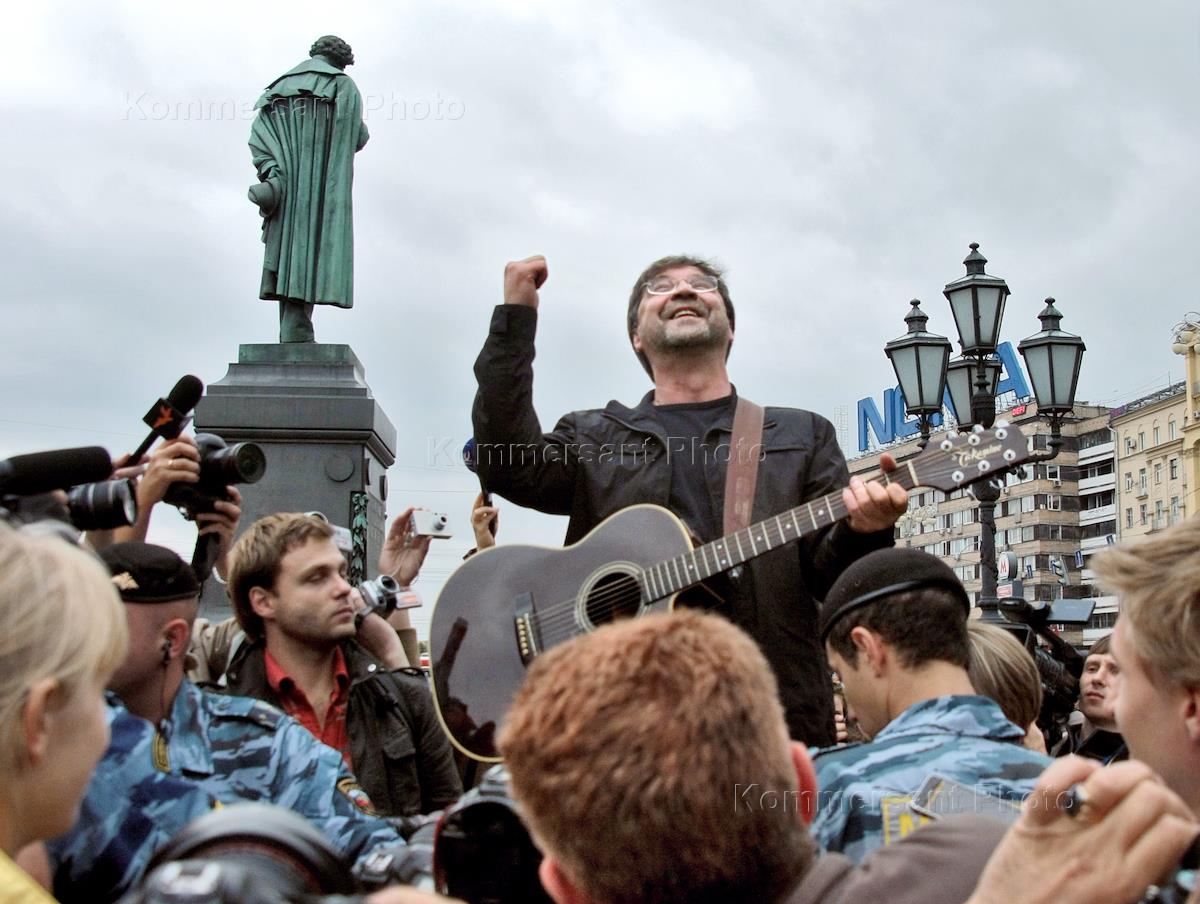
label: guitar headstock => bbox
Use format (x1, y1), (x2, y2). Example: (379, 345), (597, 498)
(911, 423), (1033, 492)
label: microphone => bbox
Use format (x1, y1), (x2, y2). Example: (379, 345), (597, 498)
(0, 446), (113, 496)
(462, 438), (491, 507)
(130, 375), (204, 461)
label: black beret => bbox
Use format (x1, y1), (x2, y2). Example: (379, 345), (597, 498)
(819, 547), (970, 642)
(99, 541), (201, 604)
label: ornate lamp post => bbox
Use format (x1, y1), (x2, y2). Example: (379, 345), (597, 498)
(884, 300), (952, 449)
(882, 243), (1085, 623)
(943, 243), (1009, 428)
(1018, 299), (1086, 458)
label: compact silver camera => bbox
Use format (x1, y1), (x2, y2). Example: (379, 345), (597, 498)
(409, 510), (452, 539)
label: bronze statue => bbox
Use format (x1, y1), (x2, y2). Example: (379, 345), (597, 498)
(249, 36), (369, 343)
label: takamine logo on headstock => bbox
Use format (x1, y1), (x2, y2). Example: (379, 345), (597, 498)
(914, 422), (1032, 492)
(951, 443), (1004, 467)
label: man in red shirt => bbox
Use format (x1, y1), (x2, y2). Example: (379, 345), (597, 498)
(225, 512), (462, 817)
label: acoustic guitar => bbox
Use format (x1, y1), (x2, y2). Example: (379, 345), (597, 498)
(429, 424), (1031, 761)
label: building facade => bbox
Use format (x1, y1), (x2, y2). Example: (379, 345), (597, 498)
(849, 402), (1116, 642)
(1111, 383), (1188, 542)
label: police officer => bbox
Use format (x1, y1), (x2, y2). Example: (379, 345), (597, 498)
(810, 547), (1052, 862)
(46, 542), (407, 901)
(45, 702), (217, 902)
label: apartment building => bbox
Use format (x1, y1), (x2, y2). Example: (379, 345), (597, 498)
(1111, 383), (1187, 542)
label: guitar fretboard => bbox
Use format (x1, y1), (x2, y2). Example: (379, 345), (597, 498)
(637, 469), (915, 601)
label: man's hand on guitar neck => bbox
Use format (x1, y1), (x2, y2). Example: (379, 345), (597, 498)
(843, 452), (908, 534)
(503, 255), (548, 309)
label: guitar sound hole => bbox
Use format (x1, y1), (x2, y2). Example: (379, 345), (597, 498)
(583, 572), (643, 627)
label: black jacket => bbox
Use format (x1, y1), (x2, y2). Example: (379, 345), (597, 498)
(225, 639), (462, 817)
(472, 305), (893, 745)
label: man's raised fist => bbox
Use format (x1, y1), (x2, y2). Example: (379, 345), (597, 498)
(503, 255), (548, 309)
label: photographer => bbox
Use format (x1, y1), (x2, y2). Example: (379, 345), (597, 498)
(224, 512), (462, 818)
(111, 434), (243, 581)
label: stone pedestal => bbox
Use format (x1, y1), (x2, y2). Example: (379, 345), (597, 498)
(193, 343), (396, 618)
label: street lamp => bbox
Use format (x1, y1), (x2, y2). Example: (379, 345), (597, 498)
(1018, 298), (1087, 457)
(882, 243), (1085, 624)
(884, 299), (951, 448)
(943, 242), (1009, 355)
(943, 243), (1010, 428)
(945, 356), (1001, 428)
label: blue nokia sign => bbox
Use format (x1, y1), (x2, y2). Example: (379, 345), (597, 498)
(855, 342), (1032, 452)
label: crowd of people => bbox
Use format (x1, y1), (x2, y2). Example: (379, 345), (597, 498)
(1, 253), (1199, 903)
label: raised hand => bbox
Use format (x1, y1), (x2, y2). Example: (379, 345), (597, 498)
(503, 255), (548, 309)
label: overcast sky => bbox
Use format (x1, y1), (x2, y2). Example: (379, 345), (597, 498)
(3, 1), (1197, 637)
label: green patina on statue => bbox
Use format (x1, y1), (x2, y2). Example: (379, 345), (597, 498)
(249, 36), (369, 343)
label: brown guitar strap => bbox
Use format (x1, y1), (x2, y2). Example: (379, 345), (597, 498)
(723, 397), (764, 535)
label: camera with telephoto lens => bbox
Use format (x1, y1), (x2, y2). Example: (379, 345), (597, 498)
(121, 802), (430, 904)
(433, 764), (551, 904)
(2, 480), (138, 532)
(162, 433), (266, 518)
(67, 478), (139, 530)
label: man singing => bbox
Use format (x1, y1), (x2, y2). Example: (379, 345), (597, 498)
(471, 254), (907, 744)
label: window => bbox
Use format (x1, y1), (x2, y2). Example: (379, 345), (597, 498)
(1155, 462), (1163, 485)
(1139, 431), (1145, 449)
(1170, 458), (1179, 480)
(1125, 472), (1133, 491)
(1140, 503), (1148, 525)
(1172, 497), (1181, 521)
(1078, 428), (1111, 450)
(1046, 494), (1062, 511)
(1170, 420), (1178, 440)
(1126, 508), (1133, 528)
(1153, 426), (1161, 446)
(1046, 464), (1061, 481)
(1139, 469), (1147, 492)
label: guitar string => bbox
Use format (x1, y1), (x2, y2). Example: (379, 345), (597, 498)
(528, 445), (998, 644)
(529, 501), (835, 637)
(531, 510), (831, 638)
(527, 467), (905, 641)
(527, 463), (936, 643)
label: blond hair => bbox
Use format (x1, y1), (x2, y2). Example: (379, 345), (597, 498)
(1092, 516), (1200, 688)
(0, 524), (128, 772)
(499, 610), (813, 904)
(226, 513), (333, 641)
(967, 621), (1043, 729)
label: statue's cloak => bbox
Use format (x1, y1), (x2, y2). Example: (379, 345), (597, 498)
(249, 57), (369, 308)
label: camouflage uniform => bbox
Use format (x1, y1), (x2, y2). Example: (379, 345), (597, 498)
(46, 702), (218, 903)
(47, 682), (403, 902)
(809, 695), (1051, 863)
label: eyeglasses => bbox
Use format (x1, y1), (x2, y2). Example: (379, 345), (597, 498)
(644, 274), (721, 295)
